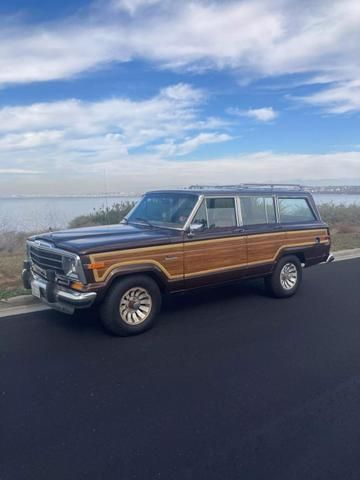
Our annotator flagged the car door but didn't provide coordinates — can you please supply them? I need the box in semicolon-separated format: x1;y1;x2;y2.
239;195;285;273
183;196;247;288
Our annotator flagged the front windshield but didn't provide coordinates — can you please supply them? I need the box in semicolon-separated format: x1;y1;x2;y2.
126;193;198;229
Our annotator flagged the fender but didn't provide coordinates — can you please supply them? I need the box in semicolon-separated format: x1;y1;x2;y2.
99;262;181;295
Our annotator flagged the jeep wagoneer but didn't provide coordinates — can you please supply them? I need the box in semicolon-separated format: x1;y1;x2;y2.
22;184;333;335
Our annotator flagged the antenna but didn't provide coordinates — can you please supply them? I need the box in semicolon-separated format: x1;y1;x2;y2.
103;169;110;224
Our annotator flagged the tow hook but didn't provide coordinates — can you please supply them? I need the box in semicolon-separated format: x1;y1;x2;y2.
22;261;32;290
45;270;57;303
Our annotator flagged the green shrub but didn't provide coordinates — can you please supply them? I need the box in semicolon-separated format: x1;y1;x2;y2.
318;203;360;226
68;202;135;229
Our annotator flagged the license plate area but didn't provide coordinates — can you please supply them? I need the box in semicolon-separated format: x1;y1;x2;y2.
31;281;41;299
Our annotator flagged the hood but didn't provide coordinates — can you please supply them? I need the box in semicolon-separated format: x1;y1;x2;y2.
29;223;182;255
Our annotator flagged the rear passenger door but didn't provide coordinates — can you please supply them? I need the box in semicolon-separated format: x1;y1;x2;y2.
184;196;247;287
239;195;284;270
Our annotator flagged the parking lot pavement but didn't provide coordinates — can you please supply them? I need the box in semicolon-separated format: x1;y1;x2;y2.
1;258;360;480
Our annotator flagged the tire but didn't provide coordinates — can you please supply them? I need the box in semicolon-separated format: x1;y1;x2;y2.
264;255;302;298
99;275;162;336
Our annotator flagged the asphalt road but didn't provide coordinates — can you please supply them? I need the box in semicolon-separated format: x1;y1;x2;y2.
1;259;360;480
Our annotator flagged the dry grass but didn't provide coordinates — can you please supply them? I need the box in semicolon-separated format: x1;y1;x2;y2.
330;228;360;251
0;253;27;295
0;231;28;295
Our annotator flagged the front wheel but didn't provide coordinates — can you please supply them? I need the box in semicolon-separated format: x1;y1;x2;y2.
265;255;302;298
99;275;162;336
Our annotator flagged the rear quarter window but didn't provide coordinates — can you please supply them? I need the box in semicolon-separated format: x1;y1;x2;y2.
240;196;276;225
278;197;316;223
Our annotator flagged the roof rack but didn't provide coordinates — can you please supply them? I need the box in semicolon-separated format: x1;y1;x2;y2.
188;183;304;191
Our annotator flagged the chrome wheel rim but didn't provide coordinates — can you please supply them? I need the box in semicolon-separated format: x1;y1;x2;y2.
119;287;152;325
280;263;298;290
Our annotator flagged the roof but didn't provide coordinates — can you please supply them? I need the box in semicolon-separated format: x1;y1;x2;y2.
148;184;310;196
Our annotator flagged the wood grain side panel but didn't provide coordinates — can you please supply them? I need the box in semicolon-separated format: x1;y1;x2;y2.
247;233;286;264
184;236;247;276
88;228;330;284
286;228;329;245
90;245;184;281
247;228;329;265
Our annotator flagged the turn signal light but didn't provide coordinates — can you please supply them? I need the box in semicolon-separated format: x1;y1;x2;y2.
86;262;105;270
71;281;84;291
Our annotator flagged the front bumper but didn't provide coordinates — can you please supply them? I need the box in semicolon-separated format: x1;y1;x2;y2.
22;268;97;315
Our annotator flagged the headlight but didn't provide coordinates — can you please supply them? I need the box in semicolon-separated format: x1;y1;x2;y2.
62;256;79;279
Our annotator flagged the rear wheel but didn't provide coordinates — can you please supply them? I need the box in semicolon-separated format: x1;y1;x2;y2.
265;255;302;298
99;275;162;336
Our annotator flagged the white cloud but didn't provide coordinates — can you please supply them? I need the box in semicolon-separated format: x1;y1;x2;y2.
0;83;232;175
0;168;42;175
228;107;278;122
1;0;360;113
0;83;209;143
154;133;232;156
113;0;163;15
0;131;64;151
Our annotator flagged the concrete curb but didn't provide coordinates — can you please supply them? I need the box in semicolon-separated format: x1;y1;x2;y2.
1;248;359;318
0;303;49;319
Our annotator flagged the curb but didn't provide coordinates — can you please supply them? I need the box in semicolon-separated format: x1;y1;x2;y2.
1;248;359;318
0;303;49;319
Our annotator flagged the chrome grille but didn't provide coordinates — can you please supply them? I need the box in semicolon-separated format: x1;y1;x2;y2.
29;244;65;275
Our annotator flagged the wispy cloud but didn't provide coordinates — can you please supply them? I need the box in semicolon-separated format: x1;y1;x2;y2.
2;151;360;195
297;80;360;114
153;133;233;156
228;107;278;122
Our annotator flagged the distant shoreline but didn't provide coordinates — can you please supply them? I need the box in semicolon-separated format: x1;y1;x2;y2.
0;194;140;199
2;187;360;199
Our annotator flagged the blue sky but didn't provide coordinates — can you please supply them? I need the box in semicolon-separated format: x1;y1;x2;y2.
0;0;359;194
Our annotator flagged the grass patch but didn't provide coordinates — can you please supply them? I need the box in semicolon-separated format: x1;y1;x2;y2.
330;231;360;251
0;288;30;301
319;203;360;251
0;252;25;293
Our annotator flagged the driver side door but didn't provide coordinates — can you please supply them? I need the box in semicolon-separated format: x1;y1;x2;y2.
183;196;247;288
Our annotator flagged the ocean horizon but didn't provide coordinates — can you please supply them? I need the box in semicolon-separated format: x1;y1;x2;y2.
1;193;360;232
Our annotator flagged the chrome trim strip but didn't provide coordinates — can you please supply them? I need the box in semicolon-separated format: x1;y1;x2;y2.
235;196;243;226
183;194;205;231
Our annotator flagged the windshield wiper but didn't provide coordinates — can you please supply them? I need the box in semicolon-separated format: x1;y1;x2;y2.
133;217;154;228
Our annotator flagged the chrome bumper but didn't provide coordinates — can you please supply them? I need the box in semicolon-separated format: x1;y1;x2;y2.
22;269;97;314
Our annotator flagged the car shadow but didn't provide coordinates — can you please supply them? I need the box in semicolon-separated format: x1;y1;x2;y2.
47;278;269;335
162;278;268;314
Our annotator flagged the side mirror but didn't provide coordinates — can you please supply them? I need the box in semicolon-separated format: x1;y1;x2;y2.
188;222;205;237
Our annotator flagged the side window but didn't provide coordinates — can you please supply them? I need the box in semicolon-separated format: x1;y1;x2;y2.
206;198;237;228
278;197;316;223
240;196;276;225
191;198;237;230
